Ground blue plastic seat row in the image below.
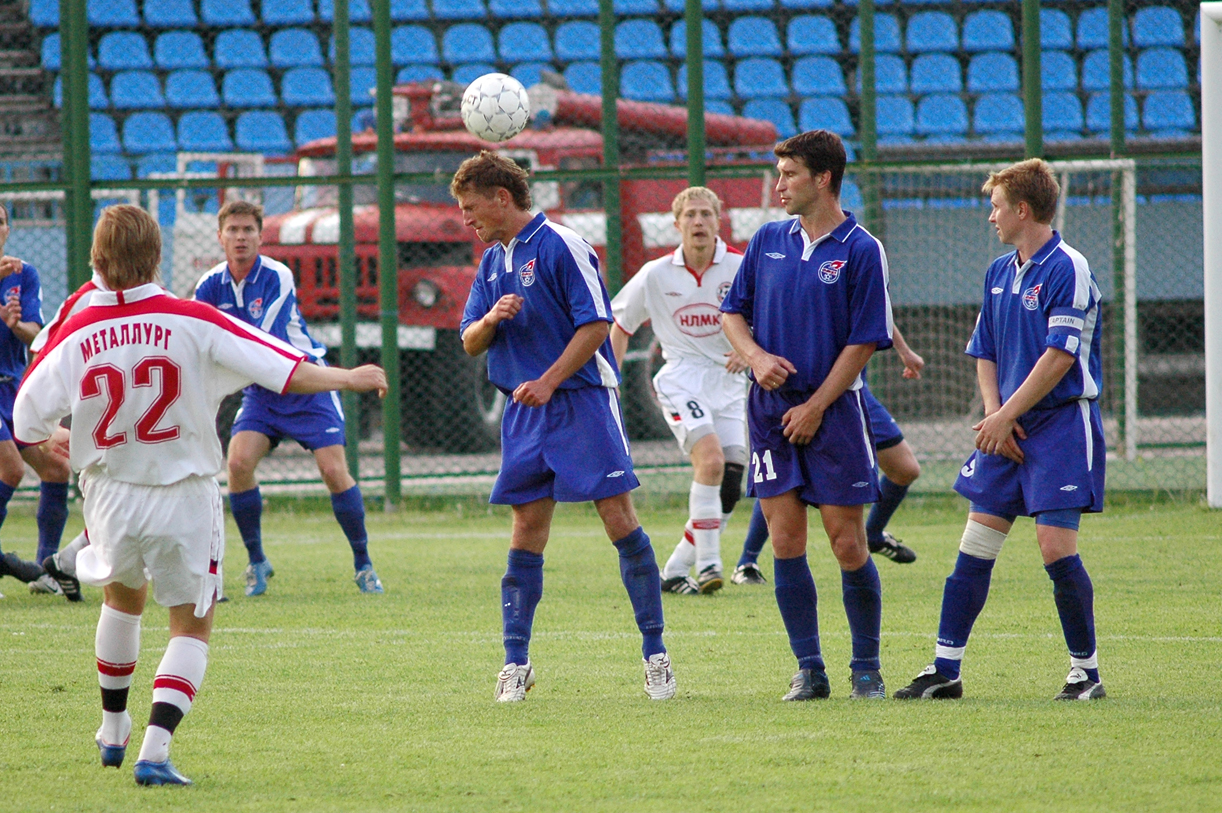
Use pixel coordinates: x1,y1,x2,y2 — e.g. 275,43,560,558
89,109,344,156
53,68,377,110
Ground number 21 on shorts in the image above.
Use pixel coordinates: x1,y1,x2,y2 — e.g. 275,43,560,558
752,449,777,483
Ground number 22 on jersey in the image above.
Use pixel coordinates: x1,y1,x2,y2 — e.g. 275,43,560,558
81,356,182,449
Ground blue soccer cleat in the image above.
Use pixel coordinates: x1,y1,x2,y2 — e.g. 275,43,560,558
354,565,384,593
243,560,274,597
134,759,193,786
95,732,127,768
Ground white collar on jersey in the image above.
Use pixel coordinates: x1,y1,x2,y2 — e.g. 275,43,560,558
671,236,727,267
90,283,166,307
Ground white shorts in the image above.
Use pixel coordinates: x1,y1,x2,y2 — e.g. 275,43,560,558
77,471,224,618
653,358,748,457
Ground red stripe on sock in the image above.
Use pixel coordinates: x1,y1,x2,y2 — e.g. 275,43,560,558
97,659,137,677
209,559,218,575
683,530,695,545
691,519,721,530
153,675,197,700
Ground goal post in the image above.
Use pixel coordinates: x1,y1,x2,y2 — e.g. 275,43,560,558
1201,3,1222,508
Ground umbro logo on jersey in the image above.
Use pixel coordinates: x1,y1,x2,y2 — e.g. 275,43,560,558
1060,484,1079,491
664,291,683,296
1022,283,1042,311
326,427,340,433
248,297,264,319
818,259,846,284
991,287,1004,294
606,470,625,478
487,273,497,282
219,303,235,309
852,481,870,488
519,258,536,287
765,252,786,259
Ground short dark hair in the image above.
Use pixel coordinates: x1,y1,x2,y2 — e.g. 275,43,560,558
450,151,532,211
774,129,847,197
91,204,162,290
218,199,264,232
983,158,1060,225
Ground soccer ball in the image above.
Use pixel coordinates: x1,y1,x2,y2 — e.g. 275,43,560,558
461,73,530,143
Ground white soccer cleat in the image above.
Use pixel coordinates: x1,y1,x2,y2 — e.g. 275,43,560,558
643,652,676,700
28,573,63,596
495,662,535,702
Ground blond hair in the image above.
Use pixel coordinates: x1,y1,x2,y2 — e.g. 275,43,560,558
91,205,162,290
218,199,264,232
982,158,1060,225
671,187,722,220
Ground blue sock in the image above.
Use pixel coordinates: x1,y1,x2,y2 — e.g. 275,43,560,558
228,488,265,565
841,557,882,672
737,500,769,567
1045,554,1099,683
773,555,825,672
0,480,15,538
933,552,996,681
36,481,70,563
502,549,544,666
612,527,666,659
331,485,371,570
866,475,909,544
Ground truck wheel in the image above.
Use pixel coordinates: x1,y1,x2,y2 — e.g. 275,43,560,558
427,330,505,453
620,326,670,441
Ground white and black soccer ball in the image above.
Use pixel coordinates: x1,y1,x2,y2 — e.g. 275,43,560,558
461,73,530,143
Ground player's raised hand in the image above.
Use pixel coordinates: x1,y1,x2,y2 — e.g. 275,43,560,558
750,352,797,391
0,297,19,329
0,255,22,279
346,364,389,398
486,294,524,326
900,348,925,380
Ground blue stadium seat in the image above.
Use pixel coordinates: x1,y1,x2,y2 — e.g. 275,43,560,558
546,0,598,16
676,60,731,100
397,64,443,82
793,56,845,96
321,0,373,21
1042,92,1083,133
742,99,796,138
53,74,109,108
909,53,960,94
489,0,541,16
1085,91,1137,132
40,33,61,71
442,24,496,63
1082,49,1133,91
723,0,775,11
165,70,220,108
855,54,906,94
295,109,336,145
392,26,439,64
499,22,552,62
620,60,673,102
509,62,548,87
555,22,600,61
615,20,667,60
90,113,121,153
915,94,967,139
614,0,658,13
110,71,165,109
1040,8,1073,49
876,94,914,141
1142,91,1195,132
705,100,733,115
431,0,485,19
389,0,426,20
728,17,782,58
349,67,377,105
97,32,153,71
222,69,278,106
145,0,196,27
215,30,269,69
262,0,315,26
1133,7,1184,47
662,0,716,12
563,61,600,94
961,11,1012,52
1041,50,1077,92
1136,48,1189,90
967,52,1018,93
123,112,177,153
30,0,58,27
178,111,234,151
734,58,788,99
334,27,377,66
670,19,725,58
905,12,957,53
201,0,256,26
91,155,132,181
849,14,900,54
282,67,335,106
780,0,832,9
787,15,839,55
270,29,324,68
1077,8,1127,50
88,0,139,26
452,63,495,83
135,153,177,178
973,93,1023,135
798,97,853,136
154,32,209,70
235,110,292,153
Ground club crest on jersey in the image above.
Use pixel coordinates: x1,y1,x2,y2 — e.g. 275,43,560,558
518,258,536,287
674,303,724,337
818,259,846,284
248,297,264,319
1022,283,1041,311
717,281,731,303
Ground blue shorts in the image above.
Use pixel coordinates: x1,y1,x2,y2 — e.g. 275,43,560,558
0,378,14,444
955,399,1106,517
232,387,346,451
746,385,880,507
491,386,639,505
861,382,903,450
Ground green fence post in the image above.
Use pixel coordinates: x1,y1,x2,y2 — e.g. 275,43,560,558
1109,0,1127,451
1021,0,1042,159
63,0,91,288
374,0,401,509
858,0,881,235
599,0,623,293
335,0,360,479
685,0,705,189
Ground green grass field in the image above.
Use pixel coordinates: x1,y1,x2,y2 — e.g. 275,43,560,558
1,493,1219,812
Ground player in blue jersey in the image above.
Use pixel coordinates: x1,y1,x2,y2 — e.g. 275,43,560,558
453,151,675,702
895,158,1107,702
721,130,894,701
194,200,383,597
0,204,73,596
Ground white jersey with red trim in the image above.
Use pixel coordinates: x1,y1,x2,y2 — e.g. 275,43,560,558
14,283,306,486
30,272,107,354
612,237,744,366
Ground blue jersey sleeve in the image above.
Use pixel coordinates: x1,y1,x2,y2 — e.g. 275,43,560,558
965,266,998,362
1042,259,1091,357
845,238,892,350
720,231,759,322
554,235,612,328
460,250,495,337
19,264,44,325
193,274,219,306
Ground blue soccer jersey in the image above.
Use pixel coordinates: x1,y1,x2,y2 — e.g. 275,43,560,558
460,212,619,393
0,262,44,380
965,231,1102,409
720,213,893,393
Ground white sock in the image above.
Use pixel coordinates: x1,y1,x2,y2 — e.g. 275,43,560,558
58,533,89,577
661,523,696,579
138,636,209,764
96,605,140,745
690,482,723,572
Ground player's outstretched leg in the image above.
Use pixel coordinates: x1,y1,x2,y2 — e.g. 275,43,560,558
774,555,829,700
659,523,698,595
612,527,674,699
95,604,140,767
732,500,769,585
28,481,70,596
43,532,88,602
229,488,273,597
330,485,383,593
496,548,543,702
866,476,917,564
134,635,208,786
1046,553,1105,700
842,558,885,698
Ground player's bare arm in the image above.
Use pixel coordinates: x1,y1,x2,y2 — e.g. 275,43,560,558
513,320,609,408
609,322,630,368
287,363,389,398
462,293,524,356
973,349,1076,462
891,325,925,380
975,359,1025,463
782,342,875,445
722,312,796,391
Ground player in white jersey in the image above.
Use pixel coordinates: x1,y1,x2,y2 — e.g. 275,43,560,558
611,187,749,595
13,205,387,786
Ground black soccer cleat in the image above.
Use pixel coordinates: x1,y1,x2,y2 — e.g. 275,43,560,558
731,562,767,585
849,669,887,699
782,668,831,701
660,575,700,595
696,565,723,594
1054,667,1107,700
868,532,917,564
42,555,83,602
893,664,964,699
0,550,45,583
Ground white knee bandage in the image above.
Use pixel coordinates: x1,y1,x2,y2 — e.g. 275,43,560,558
959,520,1007,560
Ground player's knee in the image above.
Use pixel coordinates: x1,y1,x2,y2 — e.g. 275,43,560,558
959,520,1008,560
720,462,745,515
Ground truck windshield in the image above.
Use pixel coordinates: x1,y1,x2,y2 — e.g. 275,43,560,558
297,151,471,208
